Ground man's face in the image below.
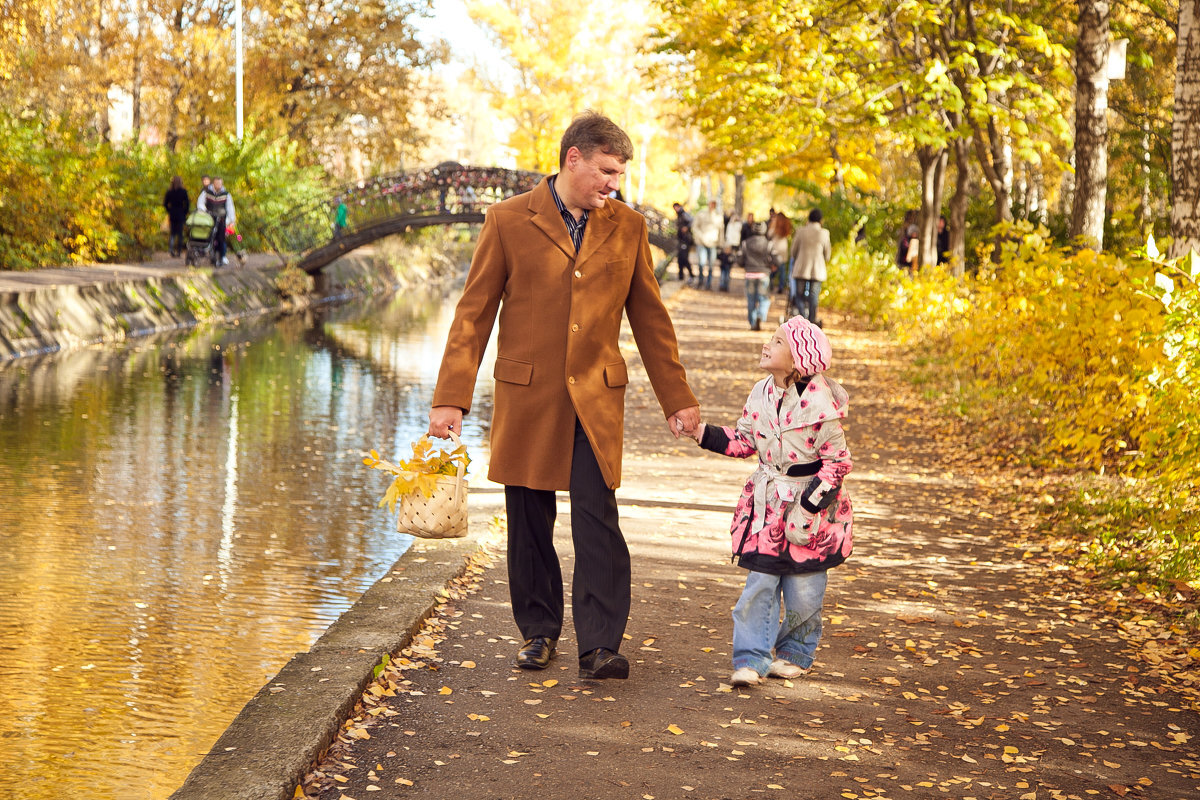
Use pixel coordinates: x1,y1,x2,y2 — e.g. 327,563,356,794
214,179,224,191
564,148,626,210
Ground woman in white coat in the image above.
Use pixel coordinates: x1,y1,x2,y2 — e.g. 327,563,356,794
788,209,832,324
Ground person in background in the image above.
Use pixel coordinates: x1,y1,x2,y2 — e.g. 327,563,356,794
740,212,757,248
195,175,212,209
716,245,736,293
740,220,773,331
789,208,832,325
725,210,743,253
163,176,190,258
333,196,348,238
693,200,723,290
936,215,950,266
767,212,793,295
198,176,236,266
673,202,696,283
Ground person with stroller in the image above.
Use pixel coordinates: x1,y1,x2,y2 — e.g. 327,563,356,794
163,176,190,258
789,208,832,325
198,176,236,266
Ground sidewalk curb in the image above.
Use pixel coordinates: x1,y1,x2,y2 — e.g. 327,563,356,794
168,534,485,800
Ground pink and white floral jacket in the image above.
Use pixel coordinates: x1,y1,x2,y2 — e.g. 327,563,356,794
699,374,854,574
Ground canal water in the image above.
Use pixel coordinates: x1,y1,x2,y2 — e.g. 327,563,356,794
0,285,493,800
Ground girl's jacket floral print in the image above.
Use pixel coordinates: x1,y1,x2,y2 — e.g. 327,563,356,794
699,374,853,575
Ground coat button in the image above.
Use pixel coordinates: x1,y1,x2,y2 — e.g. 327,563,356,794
568,376,576,384
574,270,582,278
571,323,580,332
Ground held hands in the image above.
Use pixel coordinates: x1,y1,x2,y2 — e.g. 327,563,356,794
428,405,464,439
668,405,702,441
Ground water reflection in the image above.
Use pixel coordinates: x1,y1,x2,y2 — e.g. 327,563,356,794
0,287,493,800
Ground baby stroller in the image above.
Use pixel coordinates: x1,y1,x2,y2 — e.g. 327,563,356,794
183,209,217,266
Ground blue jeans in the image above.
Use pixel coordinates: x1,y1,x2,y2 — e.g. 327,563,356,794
791,278,822,323
732,569,827,675
745,276,771,329
695,245,717,288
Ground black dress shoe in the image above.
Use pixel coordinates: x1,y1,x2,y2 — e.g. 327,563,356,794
578,647,629,680
515,636,556,670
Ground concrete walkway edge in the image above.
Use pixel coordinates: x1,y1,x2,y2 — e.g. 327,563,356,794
168,534,486,800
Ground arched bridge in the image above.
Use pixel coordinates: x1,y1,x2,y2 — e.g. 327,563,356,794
261,163,678,274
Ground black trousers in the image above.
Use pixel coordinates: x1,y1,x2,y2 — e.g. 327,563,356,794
505,419,630,657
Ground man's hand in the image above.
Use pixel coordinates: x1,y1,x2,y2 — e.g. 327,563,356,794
428,405,464,438
667,405,701,440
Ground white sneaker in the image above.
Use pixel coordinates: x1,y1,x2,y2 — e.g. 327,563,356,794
768,659,808,679
730,667,761,687
221,257,229,266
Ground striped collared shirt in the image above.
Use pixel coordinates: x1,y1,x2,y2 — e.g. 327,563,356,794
548,175,589,252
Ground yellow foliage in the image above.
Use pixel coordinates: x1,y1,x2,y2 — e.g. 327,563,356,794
363,437,471,512
900,231,1168,473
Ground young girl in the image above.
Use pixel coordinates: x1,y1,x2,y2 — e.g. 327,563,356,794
684,316,853,686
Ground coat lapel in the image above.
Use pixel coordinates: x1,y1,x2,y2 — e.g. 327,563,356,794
575,201,618,266
527,178,576,261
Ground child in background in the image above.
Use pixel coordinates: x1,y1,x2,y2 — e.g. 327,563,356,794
682,316,853,685
716,246,735,292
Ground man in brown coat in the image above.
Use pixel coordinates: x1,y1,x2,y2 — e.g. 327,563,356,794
428,112,700,680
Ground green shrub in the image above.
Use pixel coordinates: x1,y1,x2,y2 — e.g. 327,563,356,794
0,110,328,270
821,242,903,328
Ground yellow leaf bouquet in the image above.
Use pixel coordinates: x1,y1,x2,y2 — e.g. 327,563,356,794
363,435,471,512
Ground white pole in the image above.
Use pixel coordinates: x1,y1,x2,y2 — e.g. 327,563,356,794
235,0,244,140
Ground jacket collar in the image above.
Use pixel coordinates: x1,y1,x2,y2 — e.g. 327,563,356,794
527,176,618,264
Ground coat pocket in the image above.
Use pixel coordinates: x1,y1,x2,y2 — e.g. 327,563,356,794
605,257,630,273
604,360,628,388
494,357,533,385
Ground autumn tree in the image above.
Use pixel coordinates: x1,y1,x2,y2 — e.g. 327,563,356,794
652,0,1070,271
0,0,445,173
467,0,687,203
1172,0,1200,258
1070,0,1111,250
1106,1,1176,251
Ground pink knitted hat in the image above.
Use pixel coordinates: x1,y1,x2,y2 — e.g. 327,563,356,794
781,315,831,375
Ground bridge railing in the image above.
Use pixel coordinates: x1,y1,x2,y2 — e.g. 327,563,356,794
260,163,680,269
262,164,544,257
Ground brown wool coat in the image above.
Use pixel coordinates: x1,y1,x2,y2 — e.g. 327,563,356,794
432,178,698,490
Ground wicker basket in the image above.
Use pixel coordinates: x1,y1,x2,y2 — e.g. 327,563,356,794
396,432,468,539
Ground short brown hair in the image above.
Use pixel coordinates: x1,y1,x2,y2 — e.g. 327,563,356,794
559,111,634,168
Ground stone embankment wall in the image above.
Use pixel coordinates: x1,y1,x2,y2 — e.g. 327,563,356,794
0,242,466,361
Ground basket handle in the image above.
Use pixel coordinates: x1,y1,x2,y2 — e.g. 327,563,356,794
444,430,466,504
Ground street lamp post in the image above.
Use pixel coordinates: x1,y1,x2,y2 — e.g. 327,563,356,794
235,0,244,140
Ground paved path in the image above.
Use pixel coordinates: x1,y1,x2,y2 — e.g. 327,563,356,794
0,252,282,292
293,281,1199,800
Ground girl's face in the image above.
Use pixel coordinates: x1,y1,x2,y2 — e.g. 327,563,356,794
760,326,794,382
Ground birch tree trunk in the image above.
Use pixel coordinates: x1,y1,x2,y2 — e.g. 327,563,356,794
948,137,972,276
917,146,948,269
1070,0,1111,250
1171,0,1200,259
